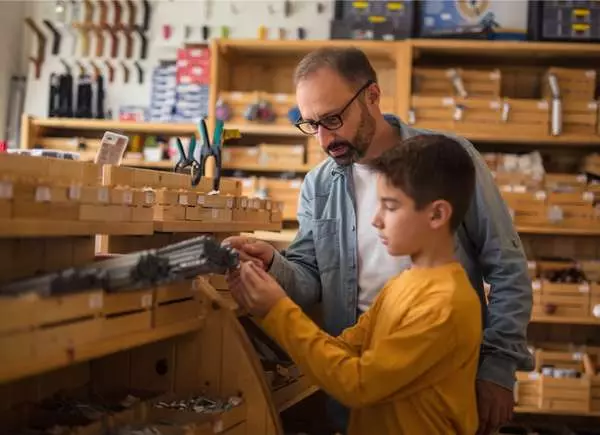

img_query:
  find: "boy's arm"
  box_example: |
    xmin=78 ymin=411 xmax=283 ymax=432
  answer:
xmin=260 ymin=296 xmax=460 ymax=408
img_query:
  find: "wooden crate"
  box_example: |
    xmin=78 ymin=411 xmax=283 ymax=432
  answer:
xmin=544 ymin=68 xmax=597 ymax=102
xmin=532 ymin=262 xmax=591 ymax=318
xmin=154 ymin=281 xmax=204 ymax=328
xmin=500 ymin=98 xmax=550 ymax=137
xmin=413 ymin=67 xmax=501 ymax=98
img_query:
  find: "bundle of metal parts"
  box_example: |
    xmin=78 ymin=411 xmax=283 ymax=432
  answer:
xmin=154 ymin=395 xmax=243 ymax=414
xmin=0 ymin=235 xmax=239 ymax=297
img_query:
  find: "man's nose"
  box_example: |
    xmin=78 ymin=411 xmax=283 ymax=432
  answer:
xmin=317 ymin=126 xmax=334 ymax=147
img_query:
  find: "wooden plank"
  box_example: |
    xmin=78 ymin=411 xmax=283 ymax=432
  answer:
xmin=0 ymin=219 xmax=153 ymax=238
xmin=154 ymin=221 xmax=282 ymax=233
xmin=0 ymin=318 xmax=203 ymax=385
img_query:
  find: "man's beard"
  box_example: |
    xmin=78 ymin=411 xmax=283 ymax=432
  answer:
xmin=327 ymin=109 xmax=375 ymax=166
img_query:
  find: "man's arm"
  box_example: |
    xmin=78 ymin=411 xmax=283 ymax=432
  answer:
xmin=268 ymin=176 xmax=322 ymax=308
xmin=457 ymin=137 xmax=535 ymax=390
xmin=260 ymin=296 xmax=460 ymax=408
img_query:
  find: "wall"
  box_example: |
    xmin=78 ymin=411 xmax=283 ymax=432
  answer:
xmin=0 ymin=1 xmax=27 ymax=145
xmin=22 ymin=0 xmax=335 ymax=120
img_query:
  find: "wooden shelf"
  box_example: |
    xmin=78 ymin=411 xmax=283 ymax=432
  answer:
xmin=433 ymin=129 xmax=600 ymax=146
xmin=0 ymin=219 xmax=154 ymax=238
xmin=272 ymin=375 xmax=319 ymax=413
xmin=0 ymin=318 xmax=203 ymax=384
xmin=121 ymin=159 xmax=174 ymax=169
xmin=410 ymin=38 xmax=600 ymax=59
xmin=517 ymin=225 xmax=600 ymax=236
xmin=243 ymin=230 xmax=297 ymax=244
xmin=216 ymin=39 xmax=398 ymax=58
xmin=226 ymin=123 xmax=305 ymax=137
xmin=154 ymin=221 xmax=282 ymax=233
xmin=515 ymin=406 xmax=600 ymax=418
xmin=530 ymin=316 xmax=600 ymax=326
xmin=224 ymin=162 xmax=311 ymax=173
xmin=31 ymin=118 xmax=199 ymax=136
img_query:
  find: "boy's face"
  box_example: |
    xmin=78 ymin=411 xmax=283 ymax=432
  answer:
xmin=371 ymin=175 xmax=435 ymax=257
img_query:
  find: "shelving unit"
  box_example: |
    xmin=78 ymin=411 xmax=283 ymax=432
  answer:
xmin=0 ymin=153 xmax=319 ymax=434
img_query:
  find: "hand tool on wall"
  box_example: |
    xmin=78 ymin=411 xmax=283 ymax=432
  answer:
xmin=78 ymin=25 xmax=91 ymax=57
xmin=202 ymin=25 xmax=210 ymax=41
xmin=83 ymin=0 xmax=95 ymax=23
xmin=108 ymin=26 xmax=119 ymax=57
xmin=284 ymin=0 xmax=292 ymax=17
xmin=278 ymin=28 xmax=286 ymax=39
xmin=70 ymin=0 xmax=81 ymax=22
xmin=141 ymin=0 xmax=151 ymax=31
xmin=58 ymin=59 xmax=74 ymax=117
xmin=43 ymin=20 xmax=62 ymax=55
xmin=547 ymin=73 xmax=562 ymax=136
xmin=48 ymin=73 xmax=60 ymax=117
xmin=297 ymin=27 xmax=306 ymax=39
xmin=204 ymin=0 xmax=213 ymax=20
xmin=55 ymin=0 xmax=67 ymax=23
xmin=24 ymin=18 xmax=46 ymax=79
xmin=220 ymin=26 xmax=230 ymax=38
xmin=126 ymin=0 xmax=137 ymax=27
xmin=75 ymin=62 xmax=93 ymax=118
xmin=104 ymin=59 xmax=115 ymax=83
xmin=184 ymin=25 xmax=193 ymax=40
xmin=98 ymin=0 xmax=108 ymax=23
xmin=113 ymin=0 xmax=123 ymax=28
xmin=95 ymin=26 xmax=105 ymax=57
xmin=317 ymin=2 xmax=325 ymax=14
xmin=124 ymin=27 xmax=134 ymax=58
xmin=134 ymin=61 xmax=144 ymax=84
xmin=258 ymin=25 xmax=268 ymax=39
xmin=121 ymin=61 xmax=130 ymax=83
xmin=135 ymin=27 xmax=148 ymax=59
xmin=96 ymin=72 xmax=106 ymax=119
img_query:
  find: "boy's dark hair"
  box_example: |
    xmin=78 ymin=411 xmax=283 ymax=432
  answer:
xmin=367 ymin=134 xmax=476 ymax=232
xmin=294 ymin=47 xmax=378 ymax=89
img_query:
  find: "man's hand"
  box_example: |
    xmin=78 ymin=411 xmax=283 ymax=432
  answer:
xmin=230 ymin=261 xmax=287 ymax=318
xmin=222 ymin=236 xmax=276 ymax=270
xmin=476 ymin=379 xmax=514 ymax=435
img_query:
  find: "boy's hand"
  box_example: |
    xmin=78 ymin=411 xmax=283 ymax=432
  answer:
xmin=230 ymin=261 xmax=286 ymax=318
xmin=222 ymin=236 xmax=275 ymax=270
xmin=476 ymin=380 xmax=514 ymax=435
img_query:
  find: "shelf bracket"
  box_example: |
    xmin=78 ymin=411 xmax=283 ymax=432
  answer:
xmin=43 ymin=20 xmax=62 ymax=55
xmin=24 ymin=18 xmax=46 ymax=79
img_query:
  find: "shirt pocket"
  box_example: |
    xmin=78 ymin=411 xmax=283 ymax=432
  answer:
xmin=312 ymin=218 xmax=340 ymax=274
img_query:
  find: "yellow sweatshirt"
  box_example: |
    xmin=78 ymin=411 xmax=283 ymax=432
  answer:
xmin=260 ymin=262 xmax=482 ymax=435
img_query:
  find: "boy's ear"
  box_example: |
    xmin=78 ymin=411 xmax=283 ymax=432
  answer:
xmin=429 ymin=200 xmax=452 ymax=230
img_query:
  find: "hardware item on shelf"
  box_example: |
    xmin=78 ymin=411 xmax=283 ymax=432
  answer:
xmin=197 ymin=118 xmax=224 ymax=191
xmin=412 ymin=67 xmax=502 ymax=98
xmin=215 ymin=98 xmax=232 ymax=121
xmin=174 ymin=134 xmax=201 ymax=177
xmin=330 ymin=0 xmax=415 ymax=40
xmin=154 ymin=394 xmax=243 ymax=413
xmin=528 ymin=0 xmax=600 ymax=42
xmin=418 ymin=0 xmax=527 ymax=39
xmin=0 ymin=234 xmax=240 ymax=296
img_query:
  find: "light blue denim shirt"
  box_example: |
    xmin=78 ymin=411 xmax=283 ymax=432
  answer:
xmin=269 ymin=114 xmax=535 ymax=390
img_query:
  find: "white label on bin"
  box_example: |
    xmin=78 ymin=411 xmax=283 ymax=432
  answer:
xmin=535 ymin=191 xmax=547 ymax=201
xmin=35 ymin=186 xmax=51 ymax=202
xmin=532 ymin=280 xmax=542 ymax=291
xmin=578 ymin=283 xmax=590 ymax=293
xmin=141 ymin=294 xmax=153 ymax=308
xmin=89 ymin=293 xmax=104 ymax=309
xmin=0 ymin=181 xmax=13 ymax=199
xmin=178 ymin=194 xmax=189 ymax=206
xmin=98 ymin=187 xmax=109 ymax=203
xmin=583 ymin=191 xmax=594 ymax=202
xmin=226 ymin=198 xmax=233 ymax=208
xmin=68 ymin=185 xmax=81 ymax=200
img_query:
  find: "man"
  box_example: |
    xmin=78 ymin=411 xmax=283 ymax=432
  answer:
xmin=225 ymin=47 xmax=534 ymax=435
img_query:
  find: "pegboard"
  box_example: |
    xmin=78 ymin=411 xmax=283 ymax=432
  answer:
xmin=21 ymin=0 xmax=335 ymax=121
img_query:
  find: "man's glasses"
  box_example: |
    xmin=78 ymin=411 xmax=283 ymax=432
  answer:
xmin=294 ymin=80 xmax=374 ymax=135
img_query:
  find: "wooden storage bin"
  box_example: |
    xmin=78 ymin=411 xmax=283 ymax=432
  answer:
xmin=263 ymin=93 xmax=296 ymax=126
xmin=562 ymin=101 xmax=599 ymax=136
xmin=217 ymin=91 xmax=261 ymax=125
xmin=222 ymin=146 xmax=260 ymax=167
xmin=544 ymin=173 xmax=588 ymax=193
xmin=532 ymin=262 xmax=591 ymax=318
xmin=153 ymin=281 xmax=203 ymax=328
xmin=413 ymin=68 xmax=501 ymax=98
xmin=544 ymin=68 xmax=597 ymax=103
xmin=258 ymin=144 xmax=305 ymax=167
xmin=500 ymin=98 xmax=550 ymax=137
xmin=408 ymin=95 xmax=455 ymax=130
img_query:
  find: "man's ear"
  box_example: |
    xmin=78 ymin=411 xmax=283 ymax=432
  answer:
xmin=429 ymin=200 xmax=452 ymax=230
xmin=368 ymin=83 xmax=381 ymax=105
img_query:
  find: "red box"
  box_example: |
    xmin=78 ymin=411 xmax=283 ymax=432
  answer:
xmin=176 ymin=64 xmax=210 ymax=85
xmin=177 ymin=47 xmax=210 ymax=62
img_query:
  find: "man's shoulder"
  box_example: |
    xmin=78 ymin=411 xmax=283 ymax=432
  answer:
xmin=302 ymin=158 xmax=337 ymax=195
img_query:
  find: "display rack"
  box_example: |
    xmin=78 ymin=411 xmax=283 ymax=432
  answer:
xmin=0 ymin=153 xmax=316 ymax=434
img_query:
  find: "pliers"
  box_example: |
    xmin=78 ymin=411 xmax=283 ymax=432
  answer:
xmin=195 ymin=117 xmax=224 ymax=192
xmin=174 ymin=134 xmax=200 ymax=176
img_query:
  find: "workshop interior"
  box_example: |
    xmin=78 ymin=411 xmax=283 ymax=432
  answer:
xmin=0 ymin=0 xmax=600 ymax=434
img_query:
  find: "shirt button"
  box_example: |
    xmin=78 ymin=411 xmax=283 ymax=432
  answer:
xmin=352 ymin=225 xmax=356 ymax=231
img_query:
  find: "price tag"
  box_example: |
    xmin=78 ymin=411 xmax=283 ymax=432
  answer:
xmin=532 ymin=280 xmax=542 ymax=291
xmin=69 ymin=185 xmax=82 ymax=200
xmin=576 ymin=174 xmax=587 ymax=183
xmin=197 ymin=195 xmax=205 ymax=205
xmin=489 ymin=101 xmax=501 ymax=110
xmin=535 ymin=191 xmax=547 ymax=201
xmin=275 ymin=93 xmax=289 ymax=103
xmin=572 ymin=352 xmax=583 ymax=361
xmin=122 ymin=190 xmax=133 ymax=205
xmin=226 ymin=198 xmax=233 ymax=208
xmin=141 ymin=294 xmax=153 ymax=308
xmin=212 ymin=208 xmax=219 ymax=219
xmin=513 ymin=185 xmax=526 ymax=193
xmin=35 ymin=186 xmax=51 ymax=202
xmin=144 ymin=190 xmax=155 ymax=205
xmin=442 ymin=97 xmax=455 ymax=106
xmin=527 ymin=261 xmax=537 ymax=270
xmin=178 ymin=194 xmax=189 ymax=206
xmin=230 ymin=92 xmax=242 ymax=100
xmin=578 ymin=283 xmax=590 ymax=293
xmin=291 ymin=180 xmax=302 ymax=188
xmin=98 ymin=187 xmax=109 ymax=203
xmin=537 ymin=100 xmax=549 ymax=110
xmin=89 ymin=293 xmax=104 ymax=309
xmin=582 ymin=191 xmax=594 ymax=202
xmin=241 ymin=198 xmax=248 ymax=208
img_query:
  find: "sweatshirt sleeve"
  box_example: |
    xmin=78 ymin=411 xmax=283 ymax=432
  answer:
xmin=260 ymin=296 xmax=459 ymax=408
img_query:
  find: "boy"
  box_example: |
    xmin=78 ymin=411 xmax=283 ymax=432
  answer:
xmin=230 ymin=134 xmax=482 ymax=435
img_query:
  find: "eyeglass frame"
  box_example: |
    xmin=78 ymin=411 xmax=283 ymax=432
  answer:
xmin=293 ymin=79 xmax=375 ymax=135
